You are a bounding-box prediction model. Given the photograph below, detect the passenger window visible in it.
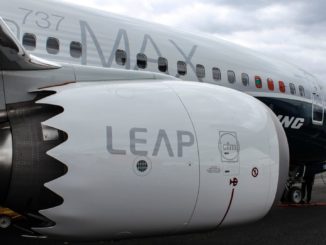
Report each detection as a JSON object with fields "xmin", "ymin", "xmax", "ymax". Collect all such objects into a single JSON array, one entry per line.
[
  {"xmin": 212, "ymin": 67, "xmax": 221, "ymax": 81},
  {"xmin": 290, "ymin": 83, "xmax": 296, "ymax": 95},
  {"xmin": 299, "ymin": 85, "xmax": 305, "ymax": 97},
  {"xmin": 196, "ymin": 64, "xmax": 205, "ymax": 78},
  {"xmin": 267, "ymin": 78, "xmax": 274, "ymax": 91},
  {"xmin": 158, "ymin": 57, "xmax": 168, "ymax": 72},
  {"xmin": 279, "ymin": 81, "xmax": 286, "ymax": 93},
  {"xmin": 241, "ymin": 73, "xmax": 249, "ymax": 86},
  {"xmin": 137, "ymin": 53, "xmax": 147, "ymax": 69},
  {"xmin": 255, "ymin": 76, "xmax": 262, "ymax": 89},
  {"xmin": 70, "ymin": 41, "xmax": 82, "ymax": 58},
  {"xmin": 46, "ymin": 37, "xmax": 59, "ymax": 55},
  {"xmin": 227, "ymin": 70, "xmax": 236, "ymax": 83},
  {"xmin": 177, "ymin": 61, "xmax": 187, "ymax": 76},
  {"xmin": 22, "ymin": 33, "xmax": 36, "ymax": 50},
  {"xmin": 115, "ymin": 49, "xmax": 127, "ymax": 66}
]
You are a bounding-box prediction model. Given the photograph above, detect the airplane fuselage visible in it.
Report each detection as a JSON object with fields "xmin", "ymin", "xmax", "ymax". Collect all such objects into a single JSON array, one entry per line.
[
  {"xmin": 1, "ymin": 0, "xmax": 326, "ymax": 171},
  {"xmin": 0, "ymin": 0, "xmax": 319, "ymax": 237}
]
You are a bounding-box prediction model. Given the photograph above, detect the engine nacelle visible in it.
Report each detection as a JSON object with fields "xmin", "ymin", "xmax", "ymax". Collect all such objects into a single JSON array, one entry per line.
[{"xmin": 0, "ymin": 80, "xmax": 288, "ymax": 240}]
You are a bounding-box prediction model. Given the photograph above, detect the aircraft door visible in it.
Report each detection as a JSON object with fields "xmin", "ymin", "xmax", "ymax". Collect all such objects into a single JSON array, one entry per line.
[{"xmin": 312, "ymin": 85, "xmax": 324, "ymax": 125}]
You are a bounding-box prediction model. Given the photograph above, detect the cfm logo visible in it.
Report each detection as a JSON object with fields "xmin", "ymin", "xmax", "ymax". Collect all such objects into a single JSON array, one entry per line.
[{"xmin": 277, "ymin": 115, "xmax": 305, "ymax": 129}]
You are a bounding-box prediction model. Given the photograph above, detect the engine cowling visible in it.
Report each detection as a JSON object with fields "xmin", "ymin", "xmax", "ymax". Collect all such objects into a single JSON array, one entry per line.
[{"xmin": 0, "ymin": 80, "xmax": 288, "ymax": 240}]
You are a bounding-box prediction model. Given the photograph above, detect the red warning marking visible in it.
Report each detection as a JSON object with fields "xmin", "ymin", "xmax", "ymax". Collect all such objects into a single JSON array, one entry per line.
[
  {"xmin": 217, "ymin": 188, "xmax": 235, "ymax": 227},
  {"xmin": 252, "ymin": 167, "xmax": 259, "ymax": 178},
  {"xmin": 229, "ymin": 178, "xmax": 238, "ymax": 187}
]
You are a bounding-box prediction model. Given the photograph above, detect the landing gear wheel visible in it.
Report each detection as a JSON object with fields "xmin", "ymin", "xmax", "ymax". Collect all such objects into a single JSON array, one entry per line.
[
  {"xmin": 0, "ymin": 215, "xmax": 11, "ymax": 229},
  {"xmin": 289, "ymin": 187, "xmax": 302, "ymax": 204}
]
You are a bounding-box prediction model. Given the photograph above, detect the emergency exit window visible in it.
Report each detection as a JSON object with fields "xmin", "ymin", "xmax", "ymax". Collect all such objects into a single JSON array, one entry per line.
[
  {"xmin": 279, "ymin": 81, "xmax": 286, "ymax": 93},
  {"xmin": 255, "ymin": 76, "xmax": 262, "ymax": 88},
  {"xmin": 267, "ymin": 78, "xmax": 274, "ymax": 91}
]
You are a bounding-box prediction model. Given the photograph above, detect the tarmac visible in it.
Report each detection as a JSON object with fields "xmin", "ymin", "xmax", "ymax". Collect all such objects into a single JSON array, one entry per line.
[{"xmin": 1, "ymin": 174, "xmax": 326, "ymax": 245}]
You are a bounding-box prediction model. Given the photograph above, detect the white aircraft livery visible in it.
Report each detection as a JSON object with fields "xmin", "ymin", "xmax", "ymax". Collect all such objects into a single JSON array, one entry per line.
[{"xmin": 0, "ymin": 0, "xmax": 324, "ymax": 241}]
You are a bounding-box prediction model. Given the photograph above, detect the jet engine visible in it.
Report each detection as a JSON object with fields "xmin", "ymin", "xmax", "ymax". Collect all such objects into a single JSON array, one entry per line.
[
  {"xmin": 0, "ymin": 18, "xmax": 289, "ymax": 240},
  {"xmin": 0, "ymin": 79, "xmax": 288, "ymax": 240}
]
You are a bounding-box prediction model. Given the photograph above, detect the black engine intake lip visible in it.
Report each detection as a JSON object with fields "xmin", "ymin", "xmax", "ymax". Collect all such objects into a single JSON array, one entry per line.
[
  {"xmin": 0, "ymin": 121, "xmax": 13, "ymax": 204},
  {"xmin": 3, "ymin": 92, "xmax": 68, "ymax": 228}
]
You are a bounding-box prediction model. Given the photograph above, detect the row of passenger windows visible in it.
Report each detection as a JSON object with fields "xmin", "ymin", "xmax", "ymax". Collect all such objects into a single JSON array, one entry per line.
[
  {"xmin": 22, "ymin": 33, "xmax": 306, "ymax": 97},
  {"xmin": 23, "ymin": 33, "xmax": 82, "ymax": 58},
  {"xmin": 117, "ymin": 49, "xmax": 306, "ymax": 97},
  {"xmin": 22, "ymin": 33, "xmax": 221, "ymax": 80}
]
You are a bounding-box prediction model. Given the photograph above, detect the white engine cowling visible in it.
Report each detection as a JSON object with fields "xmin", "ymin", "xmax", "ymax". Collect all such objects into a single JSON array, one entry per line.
[{"xmin": 6, "ymin": 80, "xmax": 289, "ymax": 240}]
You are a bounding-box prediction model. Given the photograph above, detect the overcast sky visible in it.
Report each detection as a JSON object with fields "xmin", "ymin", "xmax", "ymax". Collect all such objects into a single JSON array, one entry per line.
[{"xmin": 62, "ymin": 0, "xmax": 326, "ymax": 81}]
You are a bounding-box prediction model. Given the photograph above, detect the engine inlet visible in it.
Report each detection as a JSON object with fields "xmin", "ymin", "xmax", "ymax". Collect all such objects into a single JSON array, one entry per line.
[{"xmin": 1, "ymin": 91, "xmax": 68, "ymax": 228}]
